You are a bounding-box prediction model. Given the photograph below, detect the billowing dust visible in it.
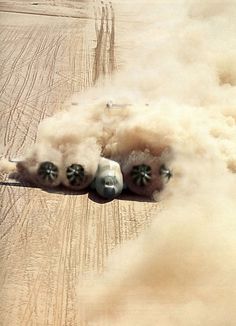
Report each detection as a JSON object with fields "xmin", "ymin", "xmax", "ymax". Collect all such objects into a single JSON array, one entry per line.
[
  {"xmin": 76, "ymin": 0, "xmax": 236, "ymax": 325},
  {"xmin": 1, "ymin": 0, "xmax": 236, "ymax": 324}
]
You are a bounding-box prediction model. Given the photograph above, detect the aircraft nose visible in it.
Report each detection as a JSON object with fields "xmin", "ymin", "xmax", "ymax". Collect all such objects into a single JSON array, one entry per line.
[{"xmin": 103, "ymin": 185, "xmax": 116, "ymax": 199}]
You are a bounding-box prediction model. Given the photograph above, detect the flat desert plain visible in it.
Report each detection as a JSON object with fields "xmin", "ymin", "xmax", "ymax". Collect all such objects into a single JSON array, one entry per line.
[{"xmin": 0, "ymin": 1, "xmax": 158, "ymax": 325}]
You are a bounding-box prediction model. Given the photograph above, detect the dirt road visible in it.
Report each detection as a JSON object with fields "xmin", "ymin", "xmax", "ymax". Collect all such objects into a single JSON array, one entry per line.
[{"xmin": 0, "ymin": 1, "xmax": 158, "ymax": 325}]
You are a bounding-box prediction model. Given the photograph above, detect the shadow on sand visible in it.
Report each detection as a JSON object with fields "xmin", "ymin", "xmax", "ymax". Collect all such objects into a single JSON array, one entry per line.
[{"xmin": 0, "ymin": 172, "xmax": 155, "ymax": 204}]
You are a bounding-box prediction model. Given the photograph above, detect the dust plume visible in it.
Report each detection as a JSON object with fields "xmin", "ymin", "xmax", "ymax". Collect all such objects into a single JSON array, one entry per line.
[
  {"xmin": 74, "ymin": 0, "xmax": 236, "ymax": 325},
  {"xmin": 80, "ymin": 160, "xmax": 236, "ymax": 325},
  {"xmin": 0, "ymin": 0, "xmax": 236, "ymax": 323}
]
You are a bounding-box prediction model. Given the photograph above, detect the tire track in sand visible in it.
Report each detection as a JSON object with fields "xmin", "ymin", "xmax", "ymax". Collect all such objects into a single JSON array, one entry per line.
[{"xmin": 92, "ymin": 0, "xmax": 116, "ymax": 83}]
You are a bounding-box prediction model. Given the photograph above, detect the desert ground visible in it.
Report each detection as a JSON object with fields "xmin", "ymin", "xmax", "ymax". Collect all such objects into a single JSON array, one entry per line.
[
  {"xmin": 0, "ymin": 1, "xmax": 159, "ymax": 325},
  {"xmin": 2, "ymin": 0, "xmax": 236, "ymax": 325}
]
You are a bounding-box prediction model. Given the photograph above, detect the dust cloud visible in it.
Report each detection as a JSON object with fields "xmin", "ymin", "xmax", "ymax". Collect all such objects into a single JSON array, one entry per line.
[
  {"xmin": 1, "ymin": 0, "xmax": 236, "ymax": 323},
  {"xmin": 75, "ymin": 0, "xmax": 236, "ymax": 325}
]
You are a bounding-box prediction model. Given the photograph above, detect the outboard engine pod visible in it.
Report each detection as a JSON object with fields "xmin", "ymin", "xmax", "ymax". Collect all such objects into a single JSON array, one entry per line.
[
  {"xmin": 159, "ymin": 164, "xmax": 172, "ymax": 180},
  {"xmin": 37, "ymin": 161, "xmax": 59, "ymax": 185}
]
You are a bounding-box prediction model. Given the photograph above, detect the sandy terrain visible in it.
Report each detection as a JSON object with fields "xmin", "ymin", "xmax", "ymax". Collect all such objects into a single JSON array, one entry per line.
[
  {"xmin": 2, "ymin": 1, "xmax": 236, "ymax": 325},
  {"xmin": 0, "ymin": 1, "xmax": 158, "ymax": 325}
]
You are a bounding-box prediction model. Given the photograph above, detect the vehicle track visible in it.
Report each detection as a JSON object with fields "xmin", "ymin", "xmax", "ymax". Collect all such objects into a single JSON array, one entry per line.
[
  {"xmin": 3, "ymin": 28, "xmax": 48, "ymax": 149},
  {"xmin": 92, "ymin": 0, "xmax": 116, "ymax": 83}
]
